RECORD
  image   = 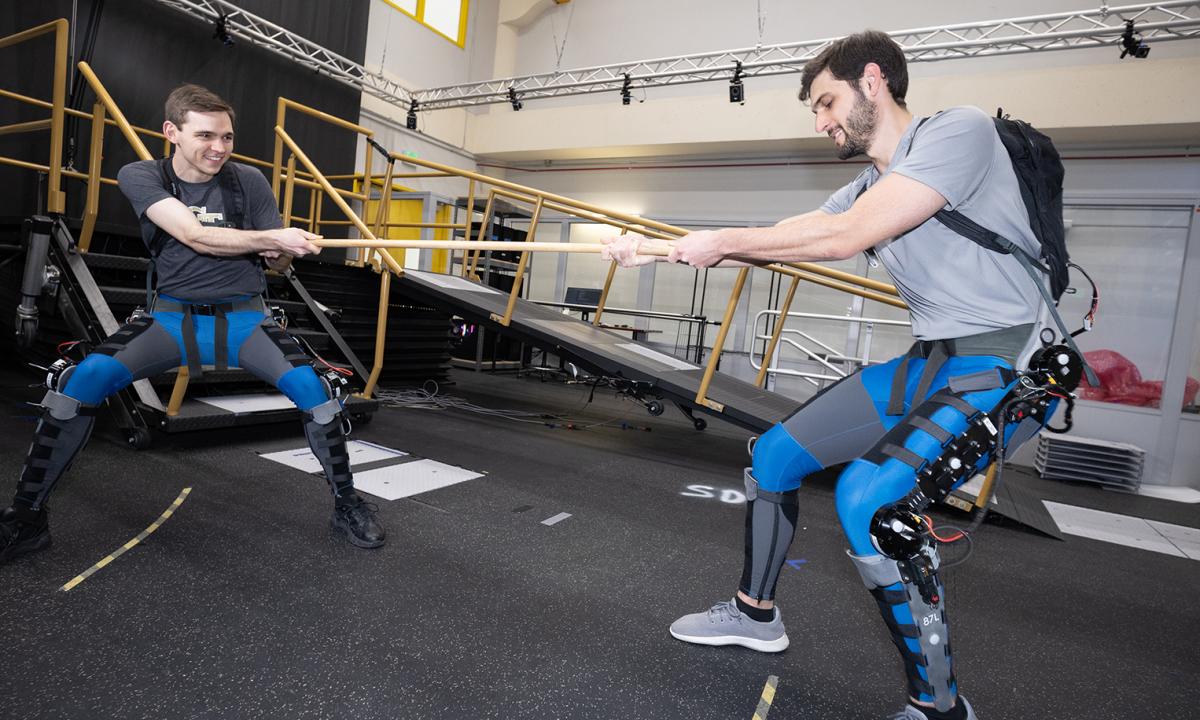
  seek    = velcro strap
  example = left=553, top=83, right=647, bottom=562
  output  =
left=927, top=391, right=979, bottom=417
left=880, top=443, right=925, bottom=470
left=909, top=416, right=952, bottom=444
left=214, top=303, right=231, bottom=372
left=887, top=354, right=914, bottom=416
left=947, top=368, right=1006, bottom=393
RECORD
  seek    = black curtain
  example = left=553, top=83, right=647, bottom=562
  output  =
left=0, top=0, right=371, bottom=234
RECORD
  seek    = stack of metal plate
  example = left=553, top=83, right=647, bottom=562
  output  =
left=1034, top=432, right=1145, bottom=491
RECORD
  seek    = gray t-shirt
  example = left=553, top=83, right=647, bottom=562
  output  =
left=820, top=105, right=1044, bottom=340
left=117, top=159, right=282, bottom=301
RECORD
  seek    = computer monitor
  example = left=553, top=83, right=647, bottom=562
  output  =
left=564, top=287, right=603, bottom=306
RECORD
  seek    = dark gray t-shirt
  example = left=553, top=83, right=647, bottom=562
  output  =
left=117, top=159, right=282, bottom=301
left=820, top=106, right=1044, bottom=340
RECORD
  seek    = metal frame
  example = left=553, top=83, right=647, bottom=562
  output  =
left=414, top=2, right=1200, bottom=110
left=150, top=1, right=1200, bottom=113
left=151, top=0, right=413, bottom=107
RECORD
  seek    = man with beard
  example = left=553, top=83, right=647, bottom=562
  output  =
left=603, top=30, right=1055, bottom=720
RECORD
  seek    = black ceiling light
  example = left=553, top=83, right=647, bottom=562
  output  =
left=508, top=87, right=523, bottom=111
left=729, top=61, right=745, bottom=104
left=1119, top=19, right=1150, bottom=58
left=406, top=99, right=419, bottom=130
left=620, top=73, right=632, bottom=105
left=212, top=13, right=234, bottom=46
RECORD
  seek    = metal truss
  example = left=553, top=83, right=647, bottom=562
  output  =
left=414, top=1, right=1200, bottom=110
left=152, top=0, right=413, bottom=107
left=150, top=1, right=1199, bottom=114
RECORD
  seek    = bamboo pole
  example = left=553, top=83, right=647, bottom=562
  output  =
left=467, top=190, right=497, bottom=278
left=975, top=463, right=999, bottom=510
left=0, top=119, right=53, bottom=136
left=695, top=267, right=750, bottom=412
left=754, top=274, right=801, bottom=387
left=371, top=159, right=396, bottom=238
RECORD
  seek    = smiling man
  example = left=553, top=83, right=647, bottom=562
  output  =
left=602, top=31, right=1062, bottom=720
left=0, top=84, right=385, bottom=564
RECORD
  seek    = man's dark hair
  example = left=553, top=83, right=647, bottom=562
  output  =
left=799, top=30, right=908, bottom=108
left=165, top=83, right=235, bottom=128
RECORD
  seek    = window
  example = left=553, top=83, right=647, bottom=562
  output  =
left=382, top=0, right=469, bottom=48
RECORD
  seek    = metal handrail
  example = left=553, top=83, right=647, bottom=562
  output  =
left=750, top=308, right=913, bottom=389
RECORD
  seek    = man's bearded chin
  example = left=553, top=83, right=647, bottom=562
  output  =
left=837, top=93, right=877, bottom=160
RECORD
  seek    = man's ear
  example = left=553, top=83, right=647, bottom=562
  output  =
left=861, top=62, right=883, bottom=97
left=162, top=120, right=178, bottom=143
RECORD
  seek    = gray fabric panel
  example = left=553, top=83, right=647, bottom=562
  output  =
left=1006, top=416, right=1043, bottom=455
left=741, top=472, right=798, bottom=602
left=780, top=373, right=885, bottom=468
left=22, top=414, right=97, bottom=510
left=41, top=389, right=81, bottom=421
left=237, top=321, right=303, bottom=386
left=109, top=318, right=184, bottom=380
left=947, top=368, right=1006, bottom=393
left=951, top=323, right=1035, bottom=365
left=847, top=550, right=904, bottom=589
left=309, top=397, right=341, bottom=425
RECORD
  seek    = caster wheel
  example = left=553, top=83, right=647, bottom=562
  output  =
left=693, top=418, right=707, bottom=431
left=646, top=400, right=664, bottom=416
left=126, top=427, right=152, bottom=450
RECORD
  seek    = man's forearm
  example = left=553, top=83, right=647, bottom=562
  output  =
left=720, top=212, right=853, bottom=264
left=183, top=225, right=275, bottom=256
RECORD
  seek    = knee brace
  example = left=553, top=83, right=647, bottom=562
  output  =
left=750, top=423, right=820, bottom=493
left=849, top=548, right=956, bottom=712
left=739, top=470, right=800, bottom=602
left=302, top=405, right=353, bottom=500
left=16, top=390, right=99, bottom=511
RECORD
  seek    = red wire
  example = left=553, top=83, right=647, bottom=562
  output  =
left=924, top=514, right=965, bottom=543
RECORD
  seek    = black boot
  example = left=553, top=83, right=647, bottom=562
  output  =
left=0, top=505, right=51, bottom=564
left=331, top=494, right=386, bottom=549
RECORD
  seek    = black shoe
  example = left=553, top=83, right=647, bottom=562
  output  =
left=0, top=506, right=51, bottom=564
left=331, top=495, right=386, bottom=549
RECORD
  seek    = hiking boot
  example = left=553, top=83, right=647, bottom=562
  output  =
left=331, top=495, right=386, bottom=549
left=0, top=505, right=51, bottom=564
left=669, top=599, right=789, bottom=652
left=888, top=697, right=977, bottom=720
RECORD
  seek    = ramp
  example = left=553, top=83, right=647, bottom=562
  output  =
left=392, top=269, right=798, bottom=433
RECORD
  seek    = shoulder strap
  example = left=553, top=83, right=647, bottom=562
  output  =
left=217, top=162, right=246, bottom=229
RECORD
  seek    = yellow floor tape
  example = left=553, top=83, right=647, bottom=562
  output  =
left=752, top=675, right=779, bottom=720
left=60, top=487, right=192, bottom=592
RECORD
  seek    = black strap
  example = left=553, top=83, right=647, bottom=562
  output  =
left=926, top=390, right=980, bottom=417
left=880, top=443, right=926, bottom=470
left=181, top=305, right=202, bottom=378
left=887, top=340, right=952, bottom=417
left=213, top=303, right=232, bottom=372
left=909, top=415, right=953, bottom=444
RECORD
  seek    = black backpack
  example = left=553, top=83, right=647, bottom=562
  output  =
left=923, top=110, right=1069, bottom=300
left=907, top=109, right=1098, bottom=384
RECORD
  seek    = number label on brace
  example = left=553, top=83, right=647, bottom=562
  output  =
left=982, top=416, right=998, bottom=435
left=922, top=613, right=939, bottom=626
left=680, top=484, right=746, bottom=504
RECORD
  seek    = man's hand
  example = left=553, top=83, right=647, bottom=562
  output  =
left=668, top=229, right=728, bottom=268
left=268, top=227, right=322, bottom=256
left=600, top=233, right=669, bottom=267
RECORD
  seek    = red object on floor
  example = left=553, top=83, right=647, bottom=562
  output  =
left=1080, top=349, right=1199, bottom=408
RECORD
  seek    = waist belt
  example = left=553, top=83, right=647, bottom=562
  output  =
left=152, top=295, right=265, bottom=377
left=887, top=325, right=1031, bottom=417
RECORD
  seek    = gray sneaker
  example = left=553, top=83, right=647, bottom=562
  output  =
left=888, top=697, right=976, bottom=720
left=669, top=599, right=789, bottom=652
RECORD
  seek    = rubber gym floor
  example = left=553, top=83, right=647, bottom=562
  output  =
left=1, top=365, right=1197, bottom=720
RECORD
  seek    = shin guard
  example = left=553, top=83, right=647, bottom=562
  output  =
left=15, top=390, right=98, bottom=511
left=739, top=469, right=800, bottom=602
left=302, top=398, right=354, bottom=501
left=848, top=549, right=957, bottom=711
